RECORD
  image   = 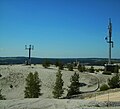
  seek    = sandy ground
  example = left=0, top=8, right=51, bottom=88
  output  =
left=0, top=64, right=120, bottom=109
left=87, top=91, right=120, bottom=102
left=0, top=98, right=120, bottom=109
left=0, top=64, right=108, bottom=99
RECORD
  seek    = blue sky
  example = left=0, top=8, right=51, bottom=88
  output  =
left=0, top=0, right=120, bottom=58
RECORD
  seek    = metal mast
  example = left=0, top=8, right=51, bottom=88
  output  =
left=25, top=45, right=34, bottom=65
left=105, top=18, right=113, bottom=64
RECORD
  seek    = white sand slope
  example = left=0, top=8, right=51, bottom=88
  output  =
left=0, top=64, right=107, bottom=99
left=0, top=64, right=120, bottom=109
left=0, top=98, right=120, bottom=109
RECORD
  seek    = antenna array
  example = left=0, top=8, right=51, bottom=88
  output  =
left=25, top=45, right=34, bottom=65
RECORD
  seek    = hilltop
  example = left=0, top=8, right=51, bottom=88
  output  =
left=0, top=64, right=120, bottom=109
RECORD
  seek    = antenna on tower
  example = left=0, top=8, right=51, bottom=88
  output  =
left=25, top=44, right=34, bottom=65
left=105, top=18, right=113, bottom=64
left=104, top=19, right=118, bottom=73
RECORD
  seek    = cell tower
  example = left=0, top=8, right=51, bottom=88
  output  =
left=104, top=19, right=118, bottom=73
left=105, top=18, right=113, bottom=64
left=25, top=45, right=34, bottom=65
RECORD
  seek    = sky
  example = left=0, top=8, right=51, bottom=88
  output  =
left=0, top=0, right=120, bottom=58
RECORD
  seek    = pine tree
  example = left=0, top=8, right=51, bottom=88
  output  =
left=33, top=71, right=41, bottom=97
left=52, top=70, right=64, bottom=98
left=24, top=72, right=34, bottom=98
left=67, top=72, right=80, bottom=97
left=24, top=72, right=41, bottom=98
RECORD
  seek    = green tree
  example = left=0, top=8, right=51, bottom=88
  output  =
left=0, top=89, right=6, bottom=100
left=55, top=60, right=60, bottom=67
left=73, top=62, right=77, bottom=67
left=67, top=63, right=73, bottom=71
left=114, top=65, right=119, bottom=73
left=42, top=59, right=50, bottom=68
left=78, top=64, right=82, bottom=72
left=52, top=70, right=64, bottom=98
left=78, top=64, right=86, bottom=72
left=108, top=73, right=120, bottom=89
left=33, top=72, right=42, bottom=97
left=67, top=72, right=80, bottom=97
left=89, top=66, right=95, bottom=73
left=24, top=72, right=41, bottom=98
left=24, top=72, right=34, bottom=98
left=55, top=60, right=64, bottom=70
left=82, top=65, right=86, bottom=72
left=58, top=62, right=64, bottom=70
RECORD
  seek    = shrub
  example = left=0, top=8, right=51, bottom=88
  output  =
left=108, top=73, right=120, bottom=89
left=67, top=72, right=80, bottom=97
left=89, top=66, right=95, bottom=73
left=114, top=65, right=119, bottom=73
left=58, top=62, right=64, bottom=70
left=100, top=84, right=109, bottom=91
left=102, top=71, right=112, bottom=75
left=95, top=69, right=99, bottom=72
left=42, top=59, right=50, bottom=68
left=78, top=64, right=86, bottom=72
left=54, top=60, right=64, bottom=70
left=67, top=63, right=73, bottom=71
left=24, top=72, right=42, bottom=98
left=52, top=70, right=64, bottom=98
left=78, top=64, right=82, bottom=72
left=55, top=60, right=60, bottom=67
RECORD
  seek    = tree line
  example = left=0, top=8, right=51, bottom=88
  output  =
left=24, top=70, right=80, bottom=99
left=24, top=70, right=120, bottom=99
left=42, top=59, right=98, bottom=73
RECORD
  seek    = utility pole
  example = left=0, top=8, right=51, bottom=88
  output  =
left=25, top=45, right=34, bottom=65
left=105, top=18, right=113, bottom=64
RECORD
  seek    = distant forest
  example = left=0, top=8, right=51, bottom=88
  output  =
left=0, top=57, right=120, bottom=66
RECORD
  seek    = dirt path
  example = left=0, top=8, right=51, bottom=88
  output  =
left=87, top=91, right=120, bottom=101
